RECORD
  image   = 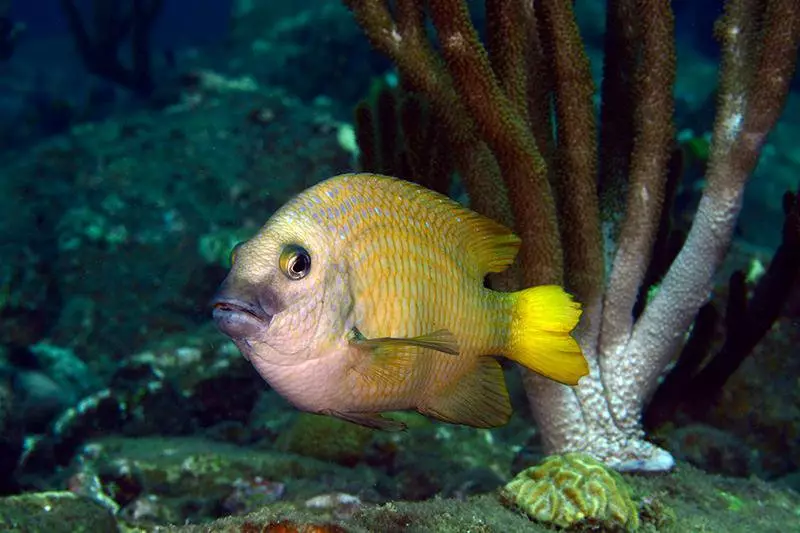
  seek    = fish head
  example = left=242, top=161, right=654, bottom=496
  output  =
left=211, top=207, right=353, bottom=369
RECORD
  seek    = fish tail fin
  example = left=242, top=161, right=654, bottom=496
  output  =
left=506, top=285, right=588, bottom=385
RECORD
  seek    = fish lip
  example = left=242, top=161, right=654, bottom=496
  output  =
left=211, top=297, right=271, bottom=321
left=211, top=297, right=273, bottom=339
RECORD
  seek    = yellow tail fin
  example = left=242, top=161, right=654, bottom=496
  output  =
left=506, top=285, right=588, bottom=385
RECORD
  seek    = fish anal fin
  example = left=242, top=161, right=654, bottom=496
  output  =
left=420, top=357, right=511, bottom=428
left=324, top=410, right=407, bottom=432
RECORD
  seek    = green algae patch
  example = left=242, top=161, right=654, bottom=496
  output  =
left=277, top=413, right=375, bottom=466
left=0, top=491, right=119, bottom=533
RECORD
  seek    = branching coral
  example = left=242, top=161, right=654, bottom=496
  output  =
left=343, top=0, right=799, bottom=471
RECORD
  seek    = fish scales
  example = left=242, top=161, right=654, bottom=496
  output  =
left=301, top=176, right=510, bottom=407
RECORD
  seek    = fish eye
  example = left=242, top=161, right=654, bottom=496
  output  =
left=280, top=244, right=311, bottom=280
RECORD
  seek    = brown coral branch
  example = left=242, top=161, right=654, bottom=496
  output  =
left=485, top=0, right=533, bottom=122
left=621, top=0, right=799, bottom=424
left=399, top=95, right=453, bottom=195
left=707, top=0, right=799, bottom=195
left=597, top=0, right=639, bottom=242
left=522, top=5, right=556, bottom=162
left=375, top=86, right=401, bottom=177
left=343, top=0, right=514, bottom=228
left=537, top=0, right=604, bottom=305
left=599, top=0, right=676, bottom=359
left=426, top=0, right=562, bottom=285
left=520, top=1, right=609, bottom=462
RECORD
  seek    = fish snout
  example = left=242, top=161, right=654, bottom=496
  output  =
left=211, top=290, right=273, bottom=340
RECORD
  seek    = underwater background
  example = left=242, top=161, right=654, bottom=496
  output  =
left=0, top=0, right=798, bottom=531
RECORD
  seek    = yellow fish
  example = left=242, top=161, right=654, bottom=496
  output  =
left=211, top=173, right=588, bottom=430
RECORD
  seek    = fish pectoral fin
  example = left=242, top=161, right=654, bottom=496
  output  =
left=324, top=410, right=407, bottom=432
left=350, top=342, right=417, bottom=388
left=349, top=327, right=460, bottom=355
left=348, top=327, right=459, bottom=388
left=405, top=329, right=460, bottom=355
left=419, top=356, right=511, bottom=428
left=351, top=355, right=415, bottom=389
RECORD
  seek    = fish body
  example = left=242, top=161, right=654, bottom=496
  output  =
left=212, top=173, right=588, bottom=430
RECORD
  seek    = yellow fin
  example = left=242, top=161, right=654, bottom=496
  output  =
left=420, top=357, right=511, bottom=428
left=349, top=328, right=460, bottom=355
left=506, top=285, right=588, bottom=385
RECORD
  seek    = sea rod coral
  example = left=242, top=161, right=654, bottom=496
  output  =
left=342, top=0, right=800, bottom=471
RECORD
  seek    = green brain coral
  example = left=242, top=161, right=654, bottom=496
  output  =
left=501, top=452, right=640, bottom=531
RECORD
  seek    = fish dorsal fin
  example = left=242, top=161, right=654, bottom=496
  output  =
left=420, top=356, right=511, bottom=428
left=340, top=174, right=521, bottom=278
left=395, top=176, right=521, bottom=277
left=456, top=212, right=521, bottom=276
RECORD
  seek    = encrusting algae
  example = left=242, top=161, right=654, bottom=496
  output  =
left=212, top=173, right=588, bottom=429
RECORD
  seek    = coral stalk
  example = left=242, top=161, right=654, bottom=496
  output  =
left=613, top=0, right=799, bottom=432
left=344, top=0, right=800, bottom=471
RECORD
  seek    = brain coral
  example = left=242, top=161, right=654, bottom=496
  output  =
left=500, top=452, right=640, bottom=530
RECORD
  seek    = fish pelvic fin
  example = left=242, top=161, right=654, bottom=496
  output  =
left=323, top=410, right=408, bottom=431
left=506, top=285, right=588, bottom=385
left=420, top=357, right=511, bottom=428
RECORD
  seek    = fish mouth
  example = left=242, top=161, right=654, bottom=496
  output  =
left=211, top=297, right=273, bottom=339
